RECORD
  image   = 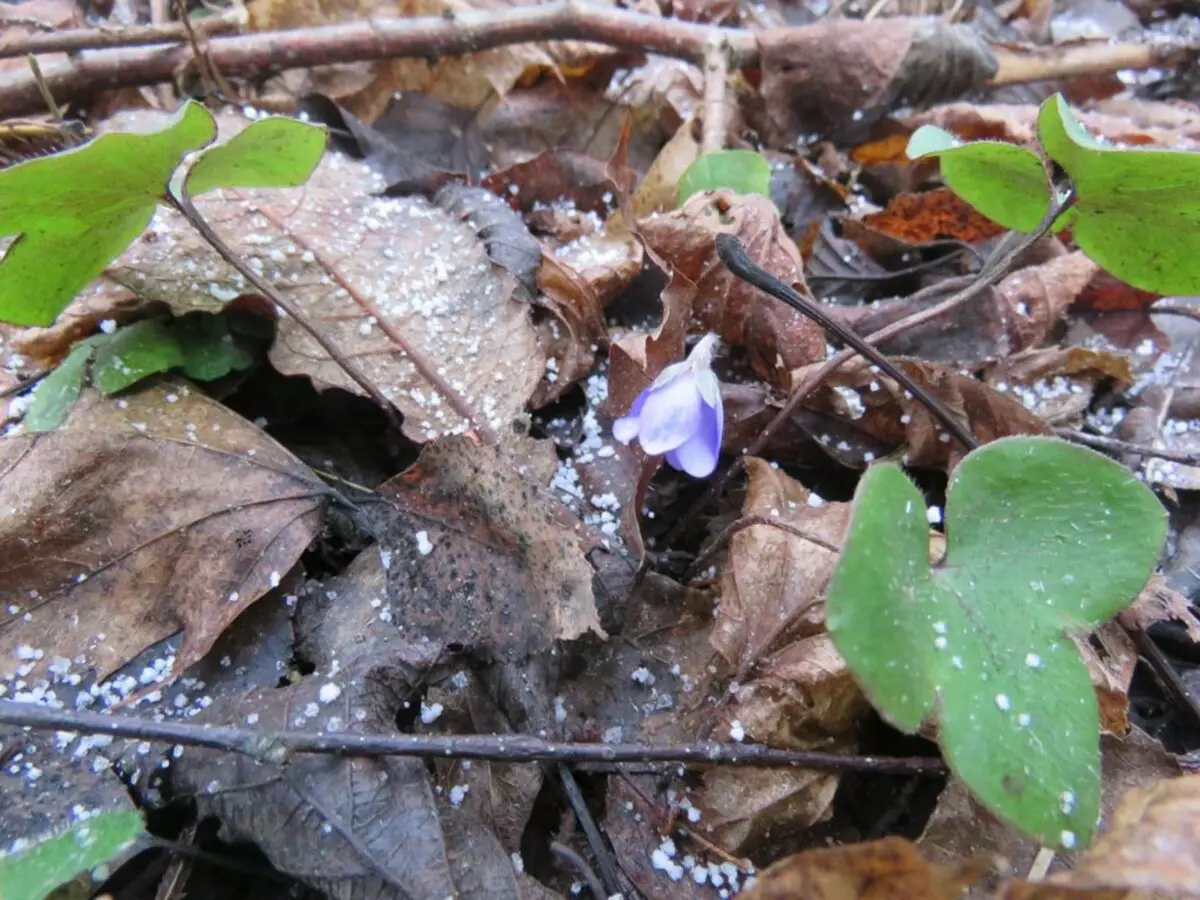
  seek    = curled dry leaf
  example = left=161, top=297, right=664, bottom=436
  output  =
left=1120, top=575, right=1200, bottom=643
left=712, top=458, right=850, bottom=669
left=981, top=346, right=1132, bottom=425
left=73, top=110, right=543, bottom=447
left=374, top=436, right=605, bottom=662
left=863, top=187, right=1008, bottom=245
left=1074, top=621, right=1136, bottom=736
left=995, top=252, right=1102, bottom=353
left=0, top=381, right=326, bottom=686
left=740, top=837, right=979, bottom=900
left=640, top=191, right=825, bottom=385
left=697, top=765, right=842, bottom=854
left=759, top=17, right=996, bottom=144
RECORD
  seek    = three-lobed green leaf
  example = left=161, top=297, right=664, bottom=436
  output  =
left=0, top=810, right=143, bottom=900
left=827, top=436, right=1166, bottom=848
left=0, top=101, right=327, bottom=328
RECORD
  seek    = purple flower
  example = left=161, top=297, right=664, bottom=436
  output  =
left=613, top=334, right=724, bottom=477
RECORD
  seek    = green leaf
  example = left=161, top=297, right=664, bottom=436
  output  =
left=827, top=436, right=1166, bottom=848
left=23, top=341, right=95, bottom=432
left=906, top=125, right=1054, bottom=233
left=1037, top=93, right=1200, bottom=294
left=0, top=810, right=143, bottom=900
left=0, top=101, right=216, bottom=326
left=187, top=116, right=327, bottom=196
left=677, top=150, right=772, bottom=205
left=91, top=318, right=185, bottom=395
left=176, top=314, right=257, bottom=381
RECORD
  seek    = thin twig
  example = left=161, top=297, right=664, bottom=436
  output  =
left=556, top=763, right=622, bottom=896
left=172, top=0, right=233, bottom=99
left=1055, top=428, right=1200, bottom=467
left=252, top=201, right=498, bottom=444
left=700, top=38, right=730, bottom=155
left=0, top=1, right=1191, bottom=118
left=550, top=842, right=607, bottom=900
left=25, top=54, right=60, bottom=120
left=165, top=188, right=403, bottom=430
left=0, top=10, right=244, bottom=58
left=717, top=233, right=979, bottom=451
left=686, top=513, right=840, bottom=582
left=665, top=192, right=1076, bottom=547
left=0, top=699, right=946, bottom=774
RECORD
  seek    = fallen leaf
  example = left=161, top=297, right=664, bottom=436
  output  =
left=1120, top=575, right=1200, bottom=644
left=697, top=764, right=842, bottom=854
left=373, top=436, right=605, bottom=661
left=712, top=458, right=850, bottom=669
left=740, top=836, right=980, bottom=900
left=640, top=190, right=826, bottom=384
left=67, top=109, right=543, bottom=446
left=759, top=18, right=996, bottom=144
left=0, top=380, right=325, bottom=688
left=863, top=187, right=1009, bottom=244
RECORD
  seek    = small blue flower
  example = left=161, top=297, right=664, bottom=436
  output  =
left=613, top=334, right=724, bottom=477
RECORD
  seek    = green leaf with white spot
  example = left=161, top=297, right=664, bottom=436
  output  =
left=905, top=125, right=1056, bottom=233
left=677, top=150, right=771, bottom=205
left=23, top=341, right=96, bottom=432
left=91, top=318, right=185, bottom=395
left=186, top=115, right=327, bottom=196
left=0, top=101, right=216, bottom=326
left=0, top=809, right=143, bottom=900
left=176, top=313, right=258, bottom=380
left=827, top=436, right=1166, bottom=848
left=1036, top=93, right=1200, bottom=294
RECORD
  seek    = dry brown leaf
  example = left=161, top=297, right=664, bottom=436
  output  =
left=863, top=187, right=1008, bottom=245
left=631, top=117, right=701, bottom=217
left=712, top=458, right=850, bottom=668
left=0, top=381, right=325, bottom=687
left=995, top=252, right=1101, bottom=353
left=1044, top=774, right=1200, bottom=897
left=697, top=765, right=841, bottom=854
left=1076, top=621, right=1137, bottom=736
left=741, top=837, right=980, bottom=900
left=1120, top=575, right=1200, bottom=644
left=982, top=346, right=1133, bottom=425
left=64, top=110, right=543, bottom=447
left=640, top=191, right=825, bottom=385
left=759, top=18, right=995, bottom=144
left=374, top=436, right=604, bottom=660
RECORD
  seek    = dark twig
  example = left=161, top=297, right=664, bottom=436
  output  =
left=717, top=233, right=979, bottom=451
left=0, top=11, right=244, bottom=58
left=1055, top=427, right=1200, bottom=467
left=165, top=187, right=403, bottom=430
left=0, top=699, right=946, bottom=774
left=550, top=841, right=607, bottom=900
left=556, top=763, right=623, bottom=896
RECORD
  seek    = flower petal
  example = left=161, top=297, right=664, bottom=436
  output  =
left=637, top=373, right=703, bottom=455
left=612, top=386, right=650, bottom=444
left=665, top=397, right=722, bottom=477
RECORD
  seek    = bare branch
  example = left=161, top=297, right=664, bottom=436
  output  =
left=0, top=698, right=946, bottom=775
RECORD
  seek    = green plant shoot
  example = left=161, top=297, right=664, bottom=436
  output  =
left=677, top=149, right=772, bottom=205
left=0, top=809, right=143, bottom=900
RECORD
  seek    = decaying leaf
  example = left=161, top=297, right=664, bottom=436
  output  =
left=0, top=380, right=325, bottom=688
left=373, top=436, right=605, bottom=661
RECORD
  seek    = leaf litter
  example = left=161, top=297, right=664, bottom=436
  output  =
left=2, top=2, right=1200, bottom=898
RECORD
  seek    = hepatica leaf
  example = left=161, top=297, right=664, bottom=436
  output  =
left=1037, top=93, right=1200, bottom=295
left=906, top=125, right=1055, bottom=232
left=0, top=101, right=216, bottom=326
left=91, top=318, right=185, bottom=395
left=186, top=115, right=327, bottom=196
left=827, top=436, right=1166, bottom=848
left=0, top=809, right=143, bottom=900
left=677, top=149, right=771, bottom=205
